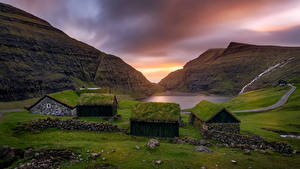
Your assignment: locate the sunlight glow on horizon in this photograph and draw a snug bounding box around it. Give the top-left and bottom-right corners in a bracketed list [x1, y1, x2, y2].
[137, 65, 183, 83]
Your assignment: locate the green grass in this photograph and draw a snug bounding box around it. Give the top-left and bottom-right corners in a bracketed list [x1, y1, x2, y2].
[49, 90, 79, 107]
[222, 85, 289, 111]
[0, 86, 300, 168]
[234, 84, 300, 148]
[78, 93, 115, 106]
[188, 100, 224, 120]
[0, 97, 40, 110]
[131, 102, 180, 122]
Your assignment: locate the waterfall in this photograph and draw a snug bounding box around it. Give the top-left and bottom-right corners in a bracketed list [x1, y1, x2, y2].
[239, 62, 283, 94]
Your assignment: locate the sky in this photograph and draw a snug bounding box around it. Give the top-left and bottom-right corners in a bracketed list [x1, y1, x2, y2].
[1, 0, 300, 82]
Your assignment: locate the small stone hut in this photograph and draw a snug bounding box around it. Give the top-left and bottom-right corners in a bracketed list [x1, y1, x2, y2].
[76, 93, 118, 117]
[189, 100, 240, 133]
[130, 102, 180, 138]
[28, 95, 76, 116]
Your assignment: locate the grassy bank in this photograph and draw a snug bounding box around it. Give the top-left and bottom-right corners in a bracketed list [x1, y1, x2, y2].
[222, 85, 290, 111]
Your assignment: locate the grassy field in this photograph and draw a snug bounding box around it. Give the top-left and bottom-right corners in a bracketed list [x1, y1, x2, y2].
[222, 85, 290, 111]
[0, 86, 299, 168]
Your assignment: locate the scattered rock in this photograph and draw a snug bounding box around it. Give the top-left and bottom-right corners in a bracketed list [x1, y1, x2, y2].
[135, 145, 140, 150]
[194, 146, 213, 153]
[199, 139, 207, 145]
[147, 139, 160, 149]
[293, 150, 297, 154]
[244, 149, 251, 155]
[155, 160, 162, 165]
[91, 152, 101, 159]
[201, 167, 206, 169]
[231, 160, 237, 164]
[102, 157, 106, 161]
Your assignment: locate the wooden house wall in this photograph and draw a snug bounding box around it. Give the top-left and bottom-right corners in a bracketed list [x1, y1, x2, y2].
[77, 104, 117, 117]
[130, 120, 179, 137]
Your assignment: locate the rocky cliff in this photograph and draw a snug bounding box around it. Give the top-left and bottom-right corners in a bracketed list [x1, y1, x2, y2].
[159, 42, 300, 95]
[0, 3, 160, 101]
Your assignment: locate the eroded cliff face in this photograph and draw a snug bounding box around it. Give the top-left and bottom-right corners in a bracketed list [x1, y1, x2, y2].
[159, 42, 300, 95]
[0, 3, 160, 101]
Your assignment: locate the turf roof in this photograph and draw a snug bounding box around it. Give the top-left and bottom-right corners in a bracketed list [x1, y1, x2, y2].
[48, 90, 79, 107]
[131, 102, 180, 122]
[190, 100, 225, 121]
[78, 93, 115, 106]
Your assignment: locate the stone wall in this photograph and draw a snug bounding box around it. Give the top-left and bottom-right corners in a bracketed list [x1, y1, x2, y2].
[205, 123, 240, 134]
[14, 118, 124, 133]
[30, 97, 75, 116]
[202, 129, 293, 154]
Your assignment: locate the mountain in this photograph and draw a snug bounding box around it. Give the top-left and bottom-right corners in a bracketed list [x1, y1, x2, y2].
[0, 3, 161, 101]
[159, 42, 300, 95]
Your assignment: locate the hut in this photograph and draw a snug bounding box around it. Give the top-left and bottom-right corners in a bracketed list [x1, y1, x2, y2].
[77, 93, 118, 117]
[189, 100, 240, 133]
[28, 94, 77, 116]
[130, 102, 180, 137]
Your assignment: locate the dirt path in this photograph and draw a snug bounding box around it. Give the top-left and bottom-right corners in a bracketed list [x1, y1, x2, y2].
[0, 109, 24, 120]
[232, 84, 296, 113]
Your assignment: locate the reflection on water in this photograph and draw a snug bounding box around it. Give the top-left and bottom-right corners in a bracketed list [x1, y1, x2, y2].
[141, 95, 231, 110]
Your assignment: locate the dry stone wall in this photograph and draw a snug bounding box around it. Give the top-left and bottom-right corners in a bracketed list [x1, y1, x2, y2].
[202, 129, 293, 154]
[205, 123, 240, 134]
[30, 97, 75, 116]
[14, 118, 124, 133]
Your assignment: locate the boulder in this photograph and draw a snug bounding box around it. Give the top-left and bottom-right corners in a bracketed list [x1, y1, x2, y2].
[194, 146, 213, 153]
[147, 139, 160, 149]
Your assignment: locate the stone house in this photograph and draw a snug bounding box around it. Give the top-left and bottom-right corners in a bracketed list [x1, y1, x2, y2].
[189, 100, 240, 133]
[130, 102, 180, 137]
[76, 93, 118, 117]
[28, 95, 76, 116]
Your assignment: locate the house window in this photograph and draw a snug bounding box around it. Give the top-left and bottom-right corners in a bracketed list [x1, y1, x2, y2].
[46, 103, 51, 108]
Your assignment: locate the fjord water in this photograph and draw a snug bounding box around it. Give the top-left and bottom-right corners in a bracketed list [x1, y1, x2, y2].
[141, 94, 231, 109]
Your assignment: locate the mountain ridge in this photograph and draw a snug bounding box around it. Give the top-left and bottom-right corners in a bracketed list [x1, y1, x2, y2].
[159, 42, 300, 95]
[0, 2, 161, 101]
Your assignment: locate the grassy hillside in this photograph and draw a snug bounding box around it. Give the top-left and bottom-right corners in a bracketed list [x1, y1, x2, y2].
[0, 2, 160, 101]
[223, 85, 290, 111]
[159, 42, 300, 95]
[0, 86, 299, 168]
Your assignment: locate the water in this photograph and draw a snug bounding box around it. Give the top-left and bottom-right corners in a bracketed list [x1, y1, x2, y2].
[141, 94, 231, 110]
[280, 135, 300, 139]
[239, 57, 294, 94]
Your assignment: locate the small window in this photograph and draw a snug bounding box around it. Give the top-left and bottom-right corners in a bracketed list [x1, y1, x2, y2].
[46, 103, 51, 108]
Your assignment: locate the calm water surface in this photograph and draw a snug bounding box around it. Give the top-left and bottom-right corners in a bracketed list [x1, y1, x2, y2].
[141, 94, 231, 110]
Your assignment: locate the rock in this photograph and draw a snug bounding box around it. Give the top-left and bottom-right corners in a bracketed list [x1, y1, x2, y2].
[292, 150, 297, 154]
[147, 139, 160, 149]
[102, 157, 106, 161]
[155, 160, 162, 165]
[194, 146, 213, 153]
[135, 145, 140, 150]
[201, 167, 206, 169]
[244, 149, 251, 155]
[231, 160, 237, 164]
[91, 152, 101, 159]
[216, 144, 223, 148]
[200, 139, 207, 145]
[111, 149, 116, 153]
[0, 145, 17, 168]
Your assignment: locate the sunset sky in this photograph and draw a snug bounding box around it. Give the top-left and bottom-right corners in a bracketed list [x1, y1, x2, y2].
[1, 0, 300, 82]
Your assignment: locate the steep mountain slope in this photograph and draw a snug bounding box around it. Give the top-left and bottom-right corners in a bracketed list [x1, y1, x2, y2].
[0, 3, 160, 101]
[159, 42, 300, 95]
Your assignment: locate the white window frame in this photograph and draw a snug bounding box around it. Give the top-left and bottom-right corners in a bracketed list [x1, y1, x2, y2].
[46, 103, 51, 108]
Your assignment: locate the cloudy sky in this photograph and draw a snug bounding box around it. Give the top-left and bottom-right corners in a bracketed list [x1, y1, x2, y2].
[1, 0, 300, 82]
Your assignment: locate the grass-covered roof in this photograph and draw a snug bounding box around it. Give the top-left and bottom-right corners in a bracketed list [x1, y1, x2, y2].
[78, 93, 115, 106]
[131, 102, 180, 122]
[190, 100, 225, 121]
[48, 90, 79, 108]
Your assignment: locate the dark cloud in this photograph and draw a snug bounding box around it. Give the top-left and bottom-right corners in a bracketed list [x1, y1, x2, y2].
[1, 0, 300, 82]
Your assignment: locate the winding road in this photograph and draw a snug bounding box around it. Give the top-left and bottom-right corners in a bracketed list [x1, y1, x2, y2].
[232, 84, 296, 113]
